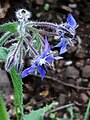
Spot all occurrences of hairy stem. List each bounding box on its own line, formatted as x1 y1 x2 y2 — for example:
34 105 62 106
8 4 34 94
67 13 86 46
25 38 39 56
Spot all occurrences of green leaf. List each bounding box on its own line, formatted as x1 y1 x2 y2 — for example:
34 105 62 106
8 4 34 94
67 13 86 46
0 47 8 62
24 102 57 120
0 22 18 32
84 100 90 120
9 68 24 120
0 95 10 120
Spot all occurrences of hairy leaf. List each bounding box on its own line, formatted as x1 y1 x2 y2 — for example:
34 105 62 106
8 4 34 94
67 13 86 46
24 102 57 120
9 68 23 119
0 47 8 62
0 22 18 32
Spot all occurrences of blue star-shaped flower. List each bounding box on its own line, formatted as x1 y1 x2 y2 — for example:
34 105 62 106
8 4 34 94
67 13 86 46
22 37 63 80
53 13 77 54
53 37 74 54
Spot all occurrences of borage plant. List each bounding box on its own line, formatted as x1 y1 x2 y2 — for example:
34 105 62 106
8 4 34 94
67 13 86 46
0 9 78 120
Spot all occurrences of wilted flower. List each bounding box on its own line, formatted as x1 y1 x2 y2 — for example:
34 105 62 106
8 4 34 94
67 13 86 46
22 37 63 80
53 13 77 54
5 53 15 71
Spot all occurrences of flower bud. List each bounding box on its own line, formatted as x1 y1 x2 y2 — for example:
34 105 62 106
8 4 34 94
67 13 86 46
5 54 15 71
16 9 31 23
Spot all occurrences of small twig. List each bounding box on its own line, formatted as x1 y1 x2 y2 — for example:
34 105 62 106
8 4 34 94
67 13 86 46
34 75 90 90
45 103 74 116
45 75 90 90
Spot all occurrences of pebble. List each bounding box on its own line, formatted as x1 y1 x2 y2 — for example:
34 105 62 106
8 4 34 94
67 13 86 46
69 4 77 8
74 106 79 112
67 45 77 53
64 60 73 66
81 65 90 78
65 66 79 79
80 93 88 104
87 91 90 97
86 59 90 65
75 48 86 58
75 60 85 68
59 94 66 105
58 60 65 68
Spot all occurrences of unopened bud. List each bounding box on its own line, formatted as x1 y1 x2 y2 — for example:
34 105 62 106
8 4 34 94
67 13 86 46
16 9 31 23
5 54 15 71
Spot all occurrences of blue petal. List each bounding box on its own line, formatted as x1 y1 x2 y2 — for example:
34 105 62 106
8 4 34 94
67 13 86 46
60 43 67 54
45 56 54 63
53 39 65 48
67 13 77 28
41 36 50 58
21 65 35 78
37 66 46 80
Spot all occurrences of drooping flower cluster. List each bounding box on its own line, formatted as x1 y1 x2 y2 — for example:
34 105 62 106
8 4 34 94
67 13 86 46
1 9 78 80
18 10 77 80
